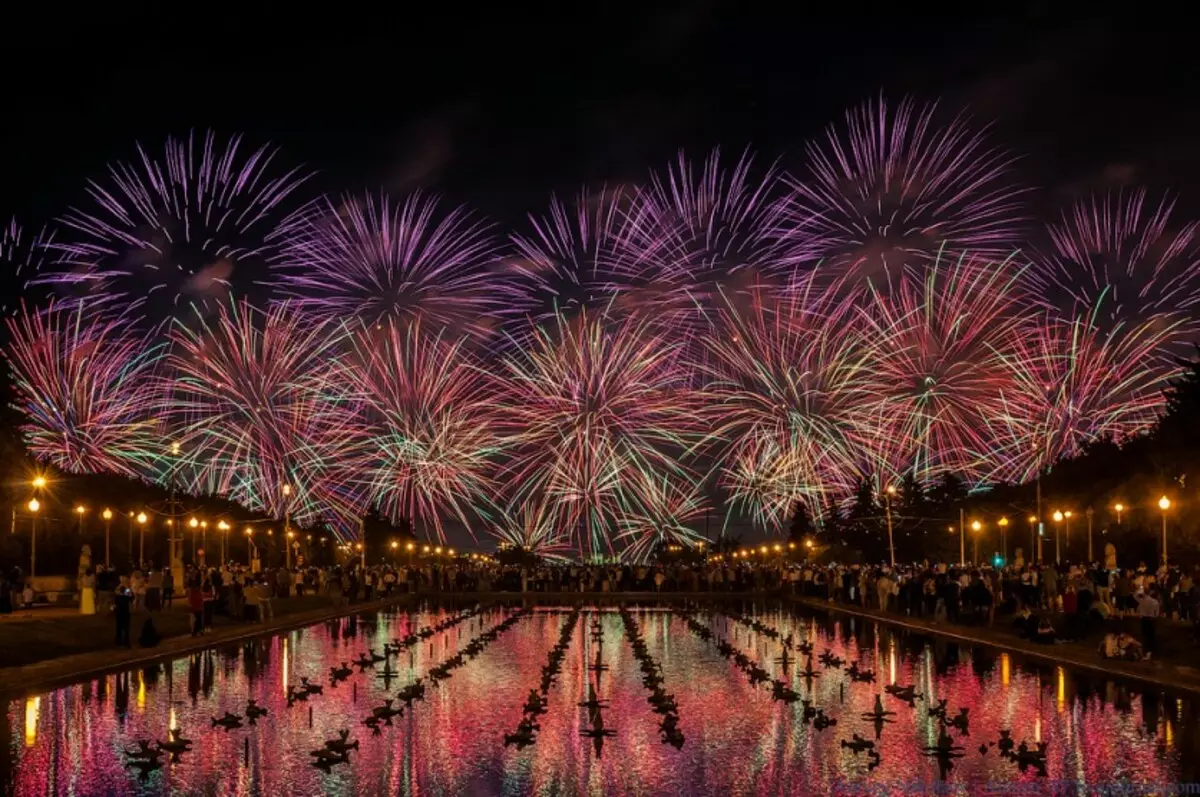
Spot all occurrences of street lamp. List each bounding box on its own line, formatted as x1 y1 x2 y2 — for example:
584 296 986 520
31 476 46 490
1085 507 1094 562
1052 511 1063 564
1113 503 1124 525
136 512 147 565
884 484 897 566
970 520 983 565
102 508 113 567
27 498 40 579
75 505 86 537
998 516 1009 564
1064 511 1073 553
189 516 199 563
244 527 257 568
1027 516 1037 563
218 520 230 564
1159 496 1171 567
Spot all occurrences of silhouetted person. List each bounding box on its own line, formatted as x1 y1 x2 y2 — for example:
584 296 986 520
114 578 133 647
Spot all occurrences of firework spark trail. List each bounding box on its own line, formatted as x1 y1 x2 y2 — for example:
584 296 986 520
508 186 651 328
1 218 56 317
702 280 869 524
4 302 165 477
41 131 314 329
497 310 702 559
339 319 504 542
277 191 508 339
852 253 1028 486
789 96 1026 293
490 498 574 561
616 470 710 562
1031 189 1200 349
165 300 358 529
986 309 1180 483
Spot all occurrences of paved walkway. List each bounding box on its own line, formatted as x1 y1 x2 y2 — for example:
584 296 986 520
788 595 1200 695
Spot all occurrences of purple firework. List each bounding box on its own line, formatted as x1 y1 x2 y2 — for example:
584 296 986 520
40 130 313 329
788 96 1026 293
623 148 806 335
1030 189 1200 349
277 190 508 339
508 186 649 328
1 218 55 316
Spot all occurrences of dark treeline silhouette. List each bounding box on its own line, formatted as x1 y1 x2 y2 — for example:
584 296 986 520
795 350 1200 568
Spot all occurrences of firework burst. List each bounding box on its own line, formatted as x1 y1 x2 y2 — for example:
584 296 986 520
508 186 649 328
489 498 574 561
1 219 55 317
165 300 356 527
4 302 164 477
616 471 709 562
624 149 805 339
340 319 503 542
1031 189 1200 350
853 253 1027 485
498 310 701 559
277 191 507 339
42 130 313 329
789 96 1025 293
702 281 868 523
987 309 1178 481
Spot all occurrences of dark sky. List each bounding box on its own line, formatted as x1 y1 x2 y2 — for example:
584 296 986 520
3 4 1199 228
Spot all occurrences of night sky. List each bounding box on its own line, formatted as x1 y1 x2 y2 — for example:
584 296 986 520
3 4 1199 227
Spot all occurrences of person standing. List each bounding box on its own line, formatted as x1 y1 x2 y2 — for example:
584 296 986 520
113 577 133 647
187 579 205 636
1137 589 1161 658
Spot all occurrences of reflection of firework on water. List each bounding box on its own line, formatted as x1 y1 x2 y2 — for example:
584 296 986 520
626 149 805 338
988 309 1178 482
4 302 164 477
1 219 55 316
341 320 503 542
41 131 313 328
490 499 573 561
498 310 700 559
166 300 355 526
854 254 1027 485
616 471 709 563
703 282 867 524
1031 189 1200 349
508 187 649 327
278 191 506 339
789 97 1025 292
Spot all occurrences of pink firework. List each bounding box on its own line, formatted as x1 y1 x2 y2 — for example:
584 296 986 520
490 498 574 561
789 96 1026 293
42 131 314 329
1031 189 1200 349
853 254 1027 485
986 309 1178 482
616 471 709 563
4 301 164 477
277 191 508 339
702 280 868 520
508 186 650 327
339 319 503 542
165 300 357 527
497 310 701 559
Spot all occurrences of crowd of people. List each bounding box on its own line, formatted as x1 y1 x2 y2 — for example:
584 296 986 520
3 552 1191 669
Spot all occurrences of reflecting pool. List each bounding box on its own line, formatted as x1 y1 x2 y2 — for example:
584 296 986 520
3 602 1194 795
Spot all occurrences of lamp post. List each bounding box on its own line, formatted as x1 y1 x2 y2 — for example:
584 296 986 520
971 520 983 565
244 528 256 568
1064 511 1073 555
957 508 966 566
75 505 85 537
168 441 182 591
1085 507 1094 563
136 512 147 565
102 508 113 568
1027 516 1037 564
1113 503 1124 526
1052 511 1063 564
1159 496 1171 567
126 512 135 564
282 484 293 570
998 517 1009 564
884 485 897 566
27 498 40 579
189 517 199 563
218 521 229 564
200 521 208 565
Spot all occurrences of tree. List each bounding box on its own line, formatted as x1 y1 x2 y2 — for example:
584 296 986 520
788 501 816 542
820 498 843 539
